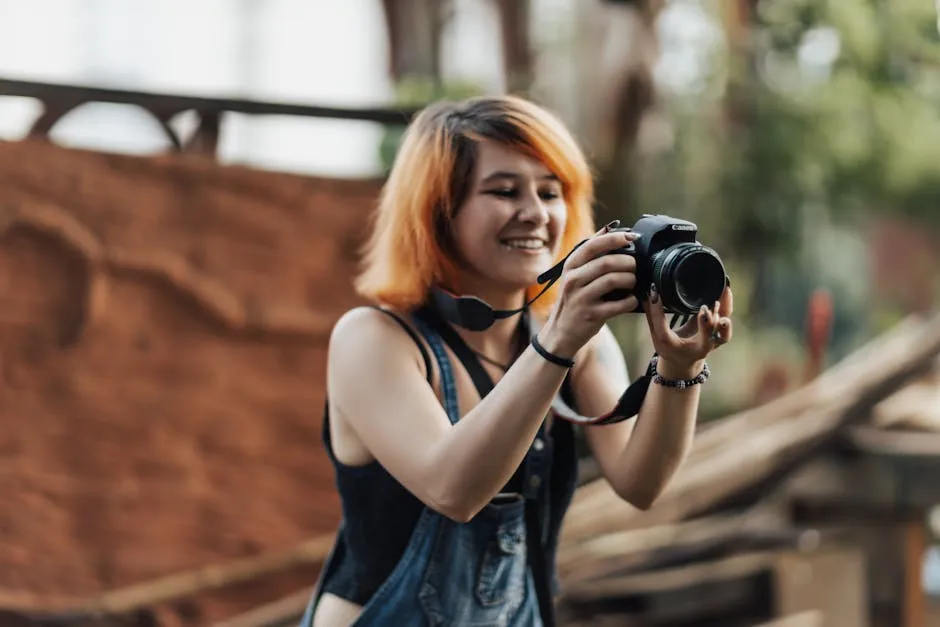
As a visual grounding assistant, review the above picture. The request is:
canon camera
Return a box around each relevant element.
[603,214,728,316]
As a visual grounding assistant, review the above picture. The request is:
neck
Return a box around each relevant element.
[448,281,529,366]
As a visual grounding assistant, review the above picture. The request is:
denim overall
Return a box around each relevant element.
[300,313,553,627]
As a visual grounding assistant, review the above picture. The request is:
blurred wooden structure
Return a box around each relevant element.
[557,313,940,626]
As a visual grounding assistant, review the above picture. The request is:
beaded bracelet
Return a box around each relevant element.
[650,355,710,390]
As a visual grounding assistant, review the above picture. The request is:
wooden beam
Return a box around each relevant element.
[0,77,422,126]
[846,426,940,457]
[0,534,333,617]
[902,514,927,627]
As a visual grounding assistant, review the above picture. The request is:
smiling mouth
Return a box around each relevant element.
[500,238,548,251]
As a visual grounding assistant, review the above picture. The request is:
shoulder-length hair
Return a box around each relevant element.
[355,95,596,315]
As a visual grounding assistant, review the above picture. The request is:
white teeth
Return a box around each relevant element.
[502,239,545,250]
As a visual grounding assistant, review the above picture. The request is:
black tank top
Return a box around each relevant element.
[319,306,580,605]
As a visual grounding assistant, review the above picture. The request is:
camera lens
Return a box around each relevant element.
[652,244,726,314]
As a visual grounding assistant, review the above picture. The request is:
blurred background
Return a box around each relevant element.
[0,1,939,626]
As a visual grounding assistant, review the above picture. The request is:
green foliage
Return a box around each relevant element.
[628,0,939,339]
[749,0,940,227]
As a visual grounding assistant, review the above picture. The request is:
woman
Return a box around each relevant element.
[303,95,733,627]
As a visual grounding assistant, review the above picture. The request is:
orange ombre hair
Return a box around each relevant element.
[355,95,596,315]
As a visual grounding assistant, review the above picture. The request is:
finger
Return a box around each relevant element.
[717,317,733,345]
[719,286,734,317]
[698,304,718,341]
[579,270,637,301]
[564,229,638,272]
[644,286,672,342]
[591,295,640,320]
[597,219,620,235]
[697,304,713,328]
[567,252,637,288]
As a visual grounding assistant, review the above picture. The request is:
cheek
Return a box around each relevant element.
[549,204,568,247]
[450,204,497,259]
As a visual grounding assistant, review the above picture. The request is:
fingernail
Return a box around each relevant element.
[700,305,708,316]
[624,231,640,240]
[650,287,660,304]
[604,219,620,232]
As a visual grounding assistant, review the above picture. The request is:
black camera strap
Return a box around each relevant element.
[428,239,589,332]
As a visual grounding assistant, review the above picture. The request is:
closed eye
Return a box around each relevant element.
[486,189,561,201]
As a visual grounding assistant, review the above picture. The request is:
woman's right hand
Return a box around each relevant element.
[539,222,641,359]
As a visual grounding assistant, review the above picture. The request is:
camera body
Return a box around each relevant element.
[603,214,727,315]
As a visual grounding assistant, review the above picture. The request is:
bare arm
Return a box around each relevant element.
[575,326,698,510]
[577,286,735,509]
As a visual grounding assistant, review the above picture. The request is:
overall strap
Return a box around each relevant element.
[410,314,462,425]
[414,304,498,399]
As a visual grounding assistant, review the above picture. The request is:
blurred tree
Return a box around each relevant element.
[494,0,534,94]
[381,0,451,84]
[588,0,667,224]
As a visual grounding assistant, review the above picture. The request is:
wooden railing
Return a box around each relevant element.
[0,77,421,158]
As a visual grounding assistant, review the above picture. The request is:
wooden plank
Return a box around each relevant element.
[562,551,779,600]
[0,533,333,616]
[560,498,792,583]
[751,611,824,627]
[560,551,777,625]
[772,548,868,627]
[846,426,940,457]
[869,376,940,432]
[783,450,940,513]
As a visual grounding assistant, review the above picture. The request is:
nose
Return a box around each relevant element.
[516,190,550,225]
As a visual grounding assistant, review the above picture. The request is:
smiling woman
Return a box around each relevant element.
[302,95,734,627]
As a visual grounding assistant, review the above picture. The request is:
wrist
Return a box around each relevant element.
[536,319,579,364]
[655,356,705,380]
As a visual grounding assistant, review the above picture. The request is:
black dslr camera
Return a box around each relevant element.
[603,214,728,315]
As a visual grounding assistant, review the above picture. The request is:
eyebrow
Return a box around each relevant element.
[480,170,559,185]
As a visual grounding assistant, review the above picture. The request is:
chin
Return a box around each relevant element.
[496,269,543,291]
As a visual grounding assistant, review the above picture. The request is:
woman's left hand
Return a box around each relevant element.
[644,285,734,376]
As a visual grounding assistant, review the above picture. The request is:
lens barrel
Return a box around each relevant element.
[651,244,726,315]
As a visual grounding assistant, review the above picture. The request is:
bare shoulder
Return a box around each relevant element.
[329,305,431,386]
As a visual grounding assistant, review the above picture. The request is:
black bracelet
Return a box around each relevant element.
[530,334,575,369]
[649,355,709,389]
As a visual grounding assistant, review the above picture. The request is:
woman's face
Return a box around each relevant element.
[449,140,567,296]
